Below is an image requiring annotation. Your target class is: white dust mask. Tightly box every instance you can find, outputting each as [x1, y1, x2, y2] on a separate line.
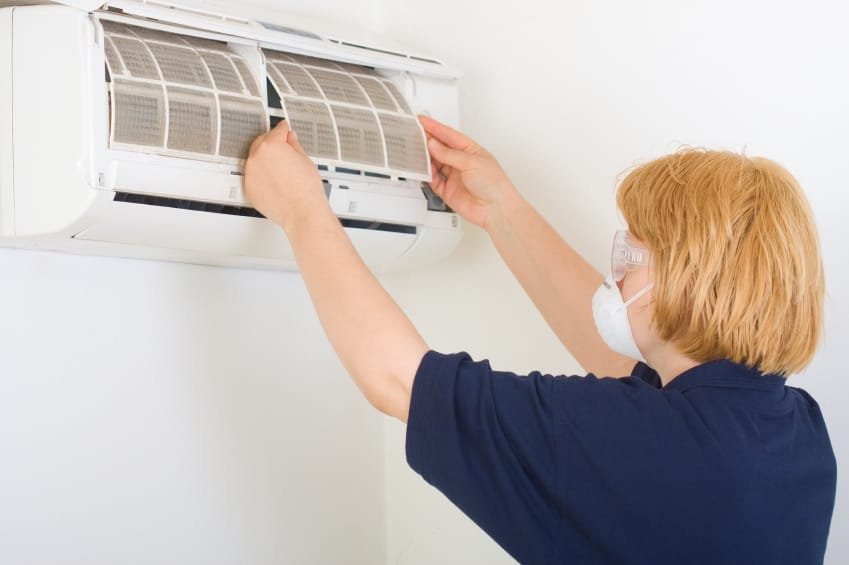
[592, 275, 653, 363]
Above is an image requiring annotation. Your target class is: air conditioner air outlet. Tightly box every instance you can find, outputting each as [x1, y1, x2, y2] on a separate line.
[113, 192, 418, 235]
[114, 190, 260, 215]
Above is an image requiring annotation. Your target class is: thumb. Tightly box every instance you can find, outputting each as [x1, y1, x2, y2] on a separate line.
[427, 137, 472, 170]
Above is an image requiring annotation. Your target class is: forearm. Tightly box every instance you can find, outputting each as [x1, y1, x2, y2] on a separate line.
[486, 188, 634, 377]
[285, 206, 428, 421]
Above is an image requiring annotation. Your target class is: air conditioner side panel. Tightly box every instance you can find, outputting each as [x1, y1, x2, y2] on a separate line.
[396, 75, 461, 130]
[0, 8, 14, 237]
[12, 6, 97, 237]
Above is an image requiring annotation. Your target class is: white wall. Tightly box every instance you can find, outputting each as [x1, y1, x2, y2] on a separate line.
[379, 0, 849, 563]
[0, 1, 388, 564]
[0, 250, 385, 565]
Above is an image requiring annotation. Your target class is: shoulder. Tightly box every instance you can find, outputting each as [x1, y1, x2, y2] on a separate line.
[413, 351, 661, 398]
[410, 350, 672, 438]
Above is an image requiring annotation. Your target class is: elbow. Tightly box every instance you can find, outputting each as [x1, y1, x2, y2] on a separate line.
[360, 371, 411, 423]
[349, 347, 425, 423]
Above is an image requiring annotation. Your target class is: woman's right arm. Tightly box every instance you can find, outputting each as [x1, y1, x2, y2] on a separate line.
[419, 116, 635, 377]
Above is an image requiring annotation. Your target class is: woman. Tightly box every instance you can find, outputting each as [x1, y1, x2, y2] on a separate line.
[244, 116, 836, 564]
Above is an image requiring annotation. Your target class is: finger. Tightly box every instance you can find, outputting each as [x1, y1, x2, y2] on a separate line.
[287, 129, 308, 156]
[440, 177, 479, 213]
[428, 165, 478, 216]
[430, 161, 448, 191]
[430, 161, 442, 186]
[267, 118, 291, 141]
[248, 130, 269, 156]
[435, 165, 450, 184]
[418, 115, 477, 151]
[429, 154, 450, 181]
[427, 137, 472, 170]
[430, 161, 440, 185]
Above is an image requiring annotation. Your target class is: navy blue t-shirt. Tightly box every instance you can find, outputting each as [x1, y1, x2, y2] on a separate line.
[406, 352, 836, 564]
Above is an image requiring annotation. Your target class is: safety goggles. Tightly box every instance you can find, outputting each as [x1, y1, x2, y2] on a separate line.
[611, 230, 650, 282]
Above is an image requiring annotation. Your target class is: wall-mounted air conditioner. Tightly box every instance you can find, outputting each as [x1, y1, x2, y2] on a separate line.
[0, 0, 463, 270]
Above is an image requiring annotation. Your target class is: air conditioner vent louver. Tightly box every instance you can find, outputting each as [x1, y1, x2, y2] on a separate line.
[258, 21, 322, 40]
[114, 191, 264, 217]
[334, 40, 404, 59]
[264, 48, 430, 181]
[113, 192, 417, 234]
[102, 21, 266, 162]
[330, 40, 444, 67]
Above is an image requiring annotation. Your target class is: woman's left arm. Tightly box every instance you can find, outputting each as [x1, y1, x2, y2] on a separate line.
[244, 121, 428, 422]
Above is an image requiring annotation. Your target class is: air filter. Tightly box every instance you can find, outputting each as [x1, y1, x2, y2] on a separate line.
[264, 49, 430, 180]
[102, 21, 267, 162]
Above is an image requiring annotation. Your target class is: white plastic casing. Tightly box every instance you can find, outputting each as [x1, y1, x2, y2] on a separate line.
[0, 2, 463, 271]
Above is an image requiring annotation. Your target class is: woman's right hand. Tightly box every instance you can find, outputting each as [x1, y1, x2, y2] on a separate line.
[419, 115, 517, 230]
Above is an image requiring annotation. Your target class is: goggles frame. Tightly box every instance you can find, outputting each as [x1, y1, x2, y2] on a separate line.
[611, 230, 650, 282]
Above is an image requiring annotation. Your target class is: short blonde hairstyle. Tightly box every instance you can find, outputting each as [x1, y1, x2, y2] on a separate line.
[617, 149, 824, 376]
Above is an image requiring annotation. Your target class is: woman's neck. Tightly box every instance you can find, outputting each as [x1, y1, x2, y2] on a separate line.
[648, 344, 700, 387]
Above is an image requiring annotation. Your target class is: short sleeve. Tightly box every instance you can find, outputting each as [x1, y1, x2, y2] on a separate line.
[406, 350, 560, 564]
[406, 352, 837, 564]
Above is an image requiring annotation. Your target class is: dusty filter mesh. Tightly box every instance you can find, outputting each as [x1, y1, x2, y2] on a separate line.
[332, 106, 385, 166]
[353, 76, 398, 112]
[102, 20, 267, 161]
[199, 52, 245, 93]
[264, 48, 430, 178]
[112, 80, 166, 146]
[219, 96, 268, 158]
[282, 98, 339, 159]
[308, 68, 369, 106]
[273, 63, 322, 98]
[378, 114, 430, 173]
[108, 36, 160, 79]
[166, 87, 217, 154]
[146, 43, 213, 87]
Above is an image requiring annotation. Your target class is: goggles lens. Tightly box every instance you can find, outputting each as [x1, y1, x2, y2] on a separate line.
[611, 230, 650, 281]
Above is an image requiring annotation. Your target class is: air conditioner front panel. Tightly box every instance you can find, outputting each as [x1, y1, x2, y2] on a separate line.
[74, 195, 293, 260]
[73, 193, 420, 270]
[327, 188, 426, 227]
[107, 155, 246, 206]
[389, 226, 464, 271]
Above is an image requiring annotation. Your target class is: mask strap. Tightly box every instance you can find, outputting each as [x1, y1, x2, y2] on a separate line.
[623, 282, 654, 308]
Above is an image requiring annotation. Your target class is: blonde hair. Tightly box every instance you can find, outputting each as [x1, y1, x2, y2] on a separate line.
[617, 149, 824, 376]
